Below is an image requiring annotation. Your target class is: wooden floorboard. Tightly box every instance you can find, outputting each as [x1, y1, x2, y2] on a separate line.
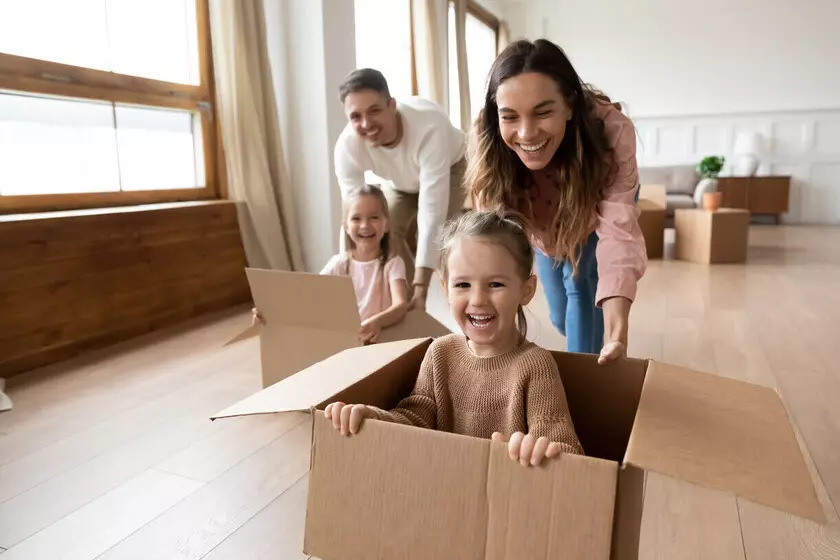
[95, 419, 311, 560]
[0, 357, 258, 547]
[0, 344, 256, 505]
[0, 309, 249, 465]
[0, 226, 838, 559]
[202, 476, 310, 560]
[0, 470, 203, 560]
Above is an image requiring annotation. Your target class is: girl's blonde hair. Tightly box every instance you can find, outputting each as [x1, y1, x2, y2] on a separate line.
[466, 39, 622, 277]
[438, 210, 533, 339]
[342, 184, 392, 275]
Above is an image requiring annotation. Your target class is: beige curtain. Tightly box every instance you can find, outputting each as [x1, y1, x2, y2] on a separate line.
[411, 0, 448, 110]
[453, 0, 471, 131]
[497, 20, 511, 54]
[208, 0, 303, 271]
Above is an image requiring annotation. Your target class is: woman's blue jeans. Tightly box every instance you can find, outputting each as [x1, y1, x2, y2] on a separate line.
[535, 186, 640, 354]
[534, 232, 603, 354]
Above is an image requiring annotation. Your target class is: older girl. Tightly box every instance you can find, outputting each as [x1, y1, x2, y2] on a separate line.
[254, 184, 408, 344]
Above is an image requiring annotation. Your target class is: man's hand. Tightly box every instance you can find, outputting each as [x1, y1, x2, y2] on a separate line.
[409, 285, 428, 311]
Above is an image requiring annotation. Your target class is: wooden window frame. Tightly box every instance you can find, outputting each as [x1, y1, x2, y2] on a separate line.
[465, 0, 500, 52]
[411, 1, 500, 96]
[409, 0, 419, 96]
[0, 0, 224, 215]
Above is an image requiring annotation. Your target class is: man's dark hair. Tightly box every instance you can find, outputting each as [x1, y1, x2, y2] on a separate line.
[338, 68, 391, 103]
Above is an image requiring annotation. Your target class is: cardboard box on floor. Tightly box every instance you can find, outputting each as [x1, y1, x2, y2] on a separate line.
[675, 208, 750, 264]
[637, 199, 666, 260]
[212, 337, 825, 560]
[224, 268, 451, 388]
[637, 184, 667, 259]
[638, 183, 667, 209]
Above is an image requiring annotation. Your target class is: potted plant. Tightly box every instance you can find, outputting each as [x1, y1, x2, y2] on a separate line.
[696, 155, 725, 211]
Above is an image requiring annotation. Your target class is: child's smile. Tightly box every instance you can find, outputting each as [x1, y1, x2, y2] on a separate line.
[467, 313, 496, 329]
[345, 194, 388, 260]
[445, 236, 536, 357]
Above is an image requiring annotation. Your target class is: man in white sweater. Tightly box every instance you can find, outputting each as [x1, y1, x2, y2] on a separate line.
[334, 68, 466, 310]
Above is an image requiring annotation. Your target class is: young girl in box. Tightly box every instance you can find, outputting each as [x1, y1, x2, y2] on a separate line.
[253, 184, 409, 344]
[325, 210, 584, 466]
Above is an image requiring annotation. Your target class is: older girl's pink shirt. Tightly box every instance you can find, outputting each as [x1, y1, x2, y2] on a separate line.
[320, 253, 407, 322]
[524, 100, 647, 306]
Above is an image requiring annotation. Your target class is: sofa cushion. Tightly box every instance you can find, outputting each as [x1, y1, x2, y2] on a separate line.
[667, 194, 697, 210]
[639, 165, 700, 195]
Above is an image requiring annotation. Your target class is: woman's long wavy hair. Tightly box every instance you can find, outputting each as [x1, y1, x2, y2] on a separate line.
[466, 39, 619, 275]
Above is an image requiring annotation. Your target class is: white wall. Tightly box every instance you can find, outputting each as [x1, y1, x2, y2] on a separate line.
[504, 0, 840, 118]
[263, 0, 356, 272]
[493, 0, 840, 224]
[635, 109, 840, 224]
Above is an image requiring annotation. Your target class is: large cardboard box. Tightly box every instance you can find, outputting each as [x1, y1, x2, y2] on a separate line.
[637, 199, 666, 260]
[224, 268, 451, 387]
[675, 208, 750, 264]
[213, 338, 824, 560]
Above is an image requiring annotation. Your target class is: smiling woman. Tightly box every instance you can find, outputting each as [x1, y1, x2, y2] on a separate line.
[466, 39, 647, 362]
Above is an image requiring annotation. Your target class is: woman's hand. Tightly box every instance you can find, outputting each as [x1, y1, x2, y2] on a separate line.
[251, 307, 264, 326]
[358, 318, 382, 344]
[491, 432, 565, 467]
[324, 402, 376, 435]
[598, 340, 627, 365]
[601, 296, 630, 365]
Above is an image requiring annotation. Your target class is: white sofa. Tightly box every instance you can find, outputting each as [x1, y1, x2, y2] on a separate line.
[638, 165, 707, 217]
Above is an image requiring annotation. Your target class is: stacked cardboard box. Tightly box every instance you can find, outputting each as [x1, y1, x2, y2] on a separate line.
[637, 184, 667, 260]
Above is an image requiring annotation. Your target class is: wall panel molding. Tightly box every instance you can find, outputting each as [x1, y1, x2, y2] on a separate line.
[633, 108, 840, 224]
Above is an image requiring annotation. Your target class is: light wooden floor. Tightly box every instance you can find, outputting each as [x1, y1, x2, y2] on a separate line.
[2, 225, 840, 559]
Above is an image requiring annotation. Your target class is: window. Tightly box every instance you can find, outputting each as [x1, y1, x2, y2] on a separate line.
[354, 0, 416, 102]
[0, 0, 219, 214]
[448, 1, 499, 128]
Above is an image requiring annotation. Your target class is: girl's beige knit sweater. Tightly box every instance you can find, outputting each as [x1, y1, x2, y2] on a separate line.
[368, 334, 584, 455]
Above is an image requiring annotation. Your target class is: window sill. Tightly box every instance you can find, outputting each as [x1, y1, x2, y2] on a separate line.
[0, 199, 235, 223]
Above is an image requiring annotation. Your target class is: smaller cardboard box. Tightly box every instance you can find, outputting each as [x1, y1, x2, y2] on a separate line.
[638, 183, 667, 210]
[637, 199, 666, 260]
[224, 268, 451, 388]
[213, 338, 824, 560]
[675, 208, 750, 264]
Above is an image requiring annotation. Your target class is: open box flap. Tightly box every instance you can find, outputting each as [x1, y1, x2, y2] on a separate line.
[248, 267, 359, 333]
[223, 323, 260, 346]
[211, 337, 431, 420]
[624, 361, 824, 523]
[259, 325, 361, 388]
[377, 309, 452, 343]
[221, 268, 359, 345]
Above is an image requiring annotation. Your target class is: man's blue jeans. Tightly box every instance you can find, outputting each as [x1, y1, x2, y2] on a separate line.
[534, 231, 603, 354]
